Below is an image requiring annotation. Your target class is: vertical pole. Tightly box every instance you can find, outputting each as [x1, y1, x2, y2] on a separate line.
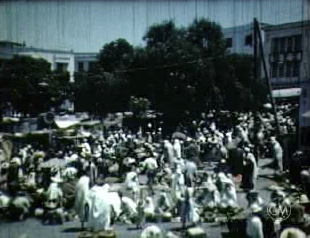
[254, 18, 280, 135]
[253, 19, 258, 83]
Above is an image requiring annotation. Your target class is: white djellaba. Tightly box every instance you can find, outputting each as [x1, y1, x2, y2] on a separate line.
[163, 140, 174, 166]
[144, 197, 155, 217]
[140, 225, 163, 238]
[74, 175, 90, 225]
[173, 139, 182, 160]
[171, 167, 185, 204]
[88, 184, 111, 232]
[125, 171, 140, 199]
[218, 173, 238, 208]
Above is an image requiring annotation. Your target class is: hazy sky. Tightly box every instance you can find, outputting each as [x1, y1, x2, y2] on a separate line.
[0, 0, 308, 52]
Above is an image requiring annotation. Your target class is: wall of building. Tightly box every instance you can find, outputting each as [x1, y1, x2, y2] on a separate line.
[18, 49, 75, 82]
[263, 22, 310, 89]
[222, 23, 254, 55]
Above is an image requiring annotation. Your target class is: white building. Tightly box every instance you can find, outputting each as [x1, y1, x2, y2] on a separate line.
[222, 20, 310, 90]
[0, 43, 98, 82]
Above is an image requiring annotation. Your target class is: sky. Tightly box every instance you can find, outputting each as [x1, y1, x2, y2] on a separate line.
[0, 0, 308, 52]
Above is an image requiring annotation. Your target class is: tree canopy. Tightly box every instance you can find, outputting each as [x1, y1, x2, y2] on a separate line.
[0, 55, 71, 118]
[76, 18, 268, 125]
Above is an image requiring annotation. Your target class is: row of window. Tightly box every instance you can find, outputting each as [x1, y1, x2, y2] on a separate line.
[271, 61, 300, 78]
[225, 34, 252, 48]
[271, 35, 302, 53]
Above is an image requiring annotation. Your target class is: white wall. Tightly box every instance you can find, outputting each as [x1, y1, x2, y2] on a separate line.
[18, 50, 75, 82]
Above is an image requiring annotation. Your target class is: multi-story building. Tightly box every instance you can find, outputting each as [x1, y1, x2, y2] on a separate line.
[222, 20, 310, 91]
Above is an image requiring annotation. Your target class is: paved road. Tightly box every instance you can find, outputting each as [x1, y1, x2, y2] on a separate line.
[0, 159, 278, 238]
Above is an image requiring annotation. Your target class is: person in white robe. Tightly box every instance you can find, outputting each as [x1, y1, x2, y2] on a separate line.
[270, 136, 283, 174]
[44, 176, 64, 223]
[0, 191, 11, 214]
[156, 192, 172, 214]
[198, 181, 220, 209]
[163, 140, 174, 165]
[144, 196, 155, 219]
[217, 173, 238, 208]
[88, 184, 111, 232]
[125, 170, 140, 201]
[118, 191, 138, 223]
[181, 187, 200, 228]
[74, 171, 90, 229]
[140, 225, 163, 238]
[45, 176, 63, 208]
[171, 167, 185, 204]
[244, 147, 259, 190]
[246, 204, 264, 238]
[173, 139, 182, 161]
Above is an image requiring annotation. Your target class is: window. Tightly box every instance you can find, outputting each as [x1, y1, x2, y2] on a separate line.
[294, 35, 302, 51]
[292, 61, 300, 77]
[272, 38, 279, 53]
[56, 63, 68, 72]
[280, 37, 286, 53]
[287, 37, 293, 52]
[272, 63, 278, 78]
[78, 62, 84, 72]
[244, 34, 252, 46]
[278, 63, 284, 78]
[225, 38, 233, 48]
[285, 62, 292, 78]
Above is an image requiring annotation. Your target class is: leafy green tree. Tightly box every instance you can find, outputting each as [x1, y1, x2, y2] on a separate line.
[98, 38, 134, 72]
[0, 55, 71, 118]
[74, 65, 129, 118]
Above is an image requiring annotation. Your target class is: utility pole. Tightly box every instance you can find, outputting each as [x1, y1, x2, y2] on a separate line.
[254, 18, 280, 135]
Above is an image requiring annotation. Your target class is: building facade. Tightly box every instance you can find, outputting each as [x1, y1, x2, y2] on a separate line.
[0, 43, 98, 82]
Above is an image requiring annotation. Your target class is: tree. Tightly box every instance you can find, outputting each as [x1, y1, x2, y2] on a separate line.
[74, 65, 129, 118]
[0, 55, 71, 119]
[98, 38, 134, 72]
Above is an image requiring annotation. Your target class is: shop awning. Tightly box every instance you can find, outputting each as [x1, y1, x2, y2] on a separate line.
[272, 88, 301, 98]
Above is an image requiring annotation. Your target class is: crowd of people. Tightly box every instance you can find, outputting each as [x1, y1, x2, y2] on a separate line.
[0, 106, 309, 238]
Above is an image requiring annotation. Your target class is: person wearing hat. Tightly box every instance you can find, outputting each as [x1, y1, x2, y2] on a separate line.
[140, 225, 163, 238]
[280, 228, 307, 238]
